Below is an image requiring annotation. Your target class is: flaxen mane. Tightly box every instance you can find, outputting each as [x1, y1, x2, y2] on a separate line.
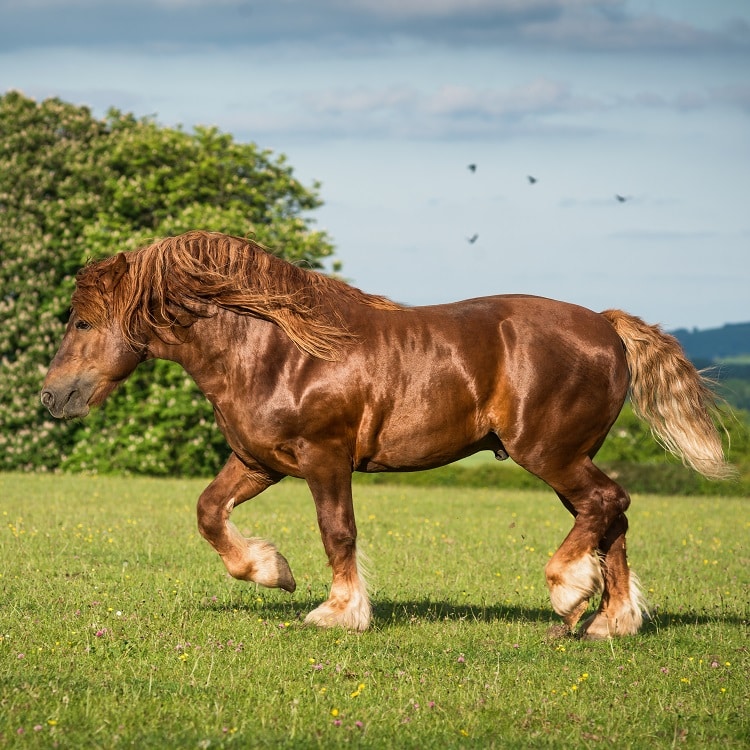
[73, 231, 402, 360]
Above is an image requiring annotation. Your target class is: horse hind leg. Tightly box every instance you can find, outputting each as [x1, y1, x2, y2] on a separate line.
[197, 453, 296, 592]
[578, 514, 648, 640]
[545, 543, 604, 634]
[543, 461, 644, 637]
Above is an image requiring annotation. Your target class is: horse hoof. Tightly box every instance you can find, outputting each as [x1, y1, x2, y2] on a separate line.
[304, 601, 371, 632]
[267, 550, 296, 592]
[579, 612, 612, 640]
[227, 539, 297, 592]
[579, 632, 610, 642]
[544, 623, 573, 641]
[276, 564, 297, 593]
[579, 608, 643, 639]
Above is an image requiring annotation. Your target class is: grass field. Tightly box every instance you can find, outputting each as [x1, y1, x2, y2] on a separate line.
[1, 474, 747, 748]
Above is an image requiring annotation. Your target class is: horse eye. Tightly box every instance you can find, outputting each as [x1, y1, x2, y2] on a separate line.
[75, 320, 92, 331]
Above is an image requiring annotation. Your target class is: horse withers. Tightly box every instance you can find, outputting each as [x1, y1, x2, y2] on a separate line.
[41, 231, 732, 639]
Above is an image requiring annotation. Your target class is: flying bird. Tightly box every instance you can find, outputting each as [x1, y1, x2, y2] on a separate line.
[467, 234, 479, 244]
[467, 164, 477, 173]
[615, 194, 628, 203]
[527, 175, 537, 184]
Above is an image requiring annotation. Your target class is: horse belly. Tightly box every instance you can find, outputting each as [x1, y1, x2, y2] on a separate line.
[357, 437, 498, 472]
[350, 308, 508, 472]
[354, 386, 499, 472]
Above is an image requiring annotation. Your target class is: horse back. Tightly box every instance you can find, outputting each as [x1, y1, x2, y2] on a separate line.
[336, 294, 629, 472]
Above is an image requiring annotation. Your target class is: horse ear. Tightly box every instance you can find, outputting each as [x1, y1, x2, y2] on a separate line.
[101, 253, 128, 294]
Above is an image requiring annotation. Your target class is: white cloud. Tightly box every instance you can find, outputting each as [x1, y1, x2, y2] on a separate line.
[619, 84, 750, 114]
[425, 79, 598, 119]
[308, 86, 417, 116]
[235, 79, 605, 141]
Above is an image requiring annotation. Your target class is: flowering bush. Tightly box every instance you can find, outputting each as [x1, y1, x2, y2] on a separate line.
[0, 91, 334, 474]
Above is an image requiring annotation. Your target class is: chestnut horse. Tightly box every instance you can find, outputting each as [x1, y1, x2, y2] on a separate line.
[41, 231, 731, 639]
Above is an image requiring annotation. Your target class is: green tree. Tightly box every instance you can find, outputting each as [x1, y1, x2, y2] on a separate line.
[0, 91, 334, 475]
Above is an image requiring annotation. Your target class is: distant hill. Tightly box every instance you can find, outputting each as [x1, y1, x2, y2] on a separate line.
[671, 322, 750, 362]
[670, 323, 750, 410]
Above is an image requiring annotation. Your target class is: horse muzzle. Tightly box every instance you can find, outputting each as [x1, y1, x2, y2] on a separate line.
[40, 385, 91, 419]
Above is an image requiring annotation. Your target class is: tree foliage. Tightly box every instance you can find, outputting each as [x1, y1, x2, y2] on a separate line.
[0, 91, 334, 474]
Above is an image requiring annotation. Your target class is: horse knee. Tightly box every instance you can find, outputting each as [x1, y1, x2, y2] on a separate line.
[196, 493, 230, 543]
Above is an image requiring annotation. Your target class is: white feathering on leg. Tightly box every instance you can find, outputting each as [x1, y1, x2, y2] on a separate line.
[580, 568, 649, 639]
[304, 548, 372, 632]
[546, 551, 604, 619]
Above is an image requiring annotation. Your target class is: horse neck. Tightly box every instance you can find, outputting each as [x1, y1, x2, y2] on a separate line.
[144, 311, 293, 397]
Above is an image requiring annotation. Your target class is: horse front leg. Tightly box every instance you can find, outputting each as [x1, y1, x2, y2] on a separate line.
[197, 453, 296, 592]
[303, 466, 371, 632]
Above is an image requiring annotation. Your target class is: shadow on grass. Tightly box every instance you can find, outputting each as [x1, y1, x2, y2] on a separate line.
[371, 598, 554, 627]
[640, 609, 748, 633]
[204, 595, 551, 625]
[203, 596, 747, 633]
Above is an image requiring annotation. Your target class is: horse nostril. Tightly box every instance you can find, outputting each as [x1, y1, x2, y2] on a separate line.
[41, 390, 55, 409]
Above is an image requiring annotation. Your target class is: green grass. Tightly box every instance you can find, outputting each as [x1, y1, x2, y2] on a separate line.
[1, 474, 747, 748]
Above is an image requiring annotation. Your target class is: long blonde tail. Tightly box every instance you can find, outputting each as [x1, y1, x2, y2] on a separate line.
[601, 309, 733, 480]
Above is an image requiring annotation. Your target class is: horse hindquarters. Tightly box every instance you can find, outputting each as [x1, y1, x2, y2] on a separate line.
[492, 303, 641, 637]
[535, 308, 731, 638]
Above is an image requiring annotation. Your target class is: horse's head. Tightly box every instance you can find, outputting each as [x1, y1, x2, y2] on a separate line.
[41, 253, 145, 419]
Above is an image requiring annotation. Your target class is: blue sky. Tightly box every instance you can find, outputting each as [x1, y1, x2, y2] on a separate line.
[1, 0, 748, 329]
